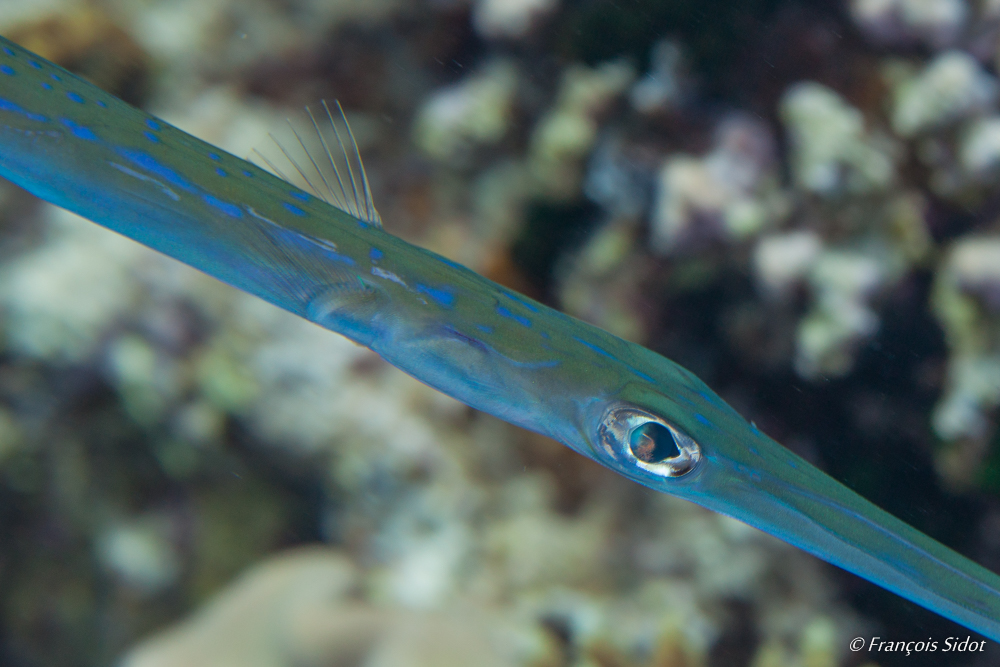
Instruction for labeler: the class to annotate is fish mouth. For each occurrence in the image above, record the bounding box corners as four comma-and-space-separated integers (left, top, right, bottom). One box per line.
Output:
682, 435, 1000, 640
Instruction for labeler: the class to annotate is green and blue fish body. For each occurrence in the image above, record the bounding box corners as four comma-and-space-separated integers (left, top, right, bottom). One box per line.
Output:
1, 35, 999, 639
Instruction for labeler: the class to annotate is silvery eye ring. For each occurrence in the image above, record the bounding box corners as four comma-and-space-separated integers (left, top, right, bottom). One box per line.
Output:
598, 406, 701, 478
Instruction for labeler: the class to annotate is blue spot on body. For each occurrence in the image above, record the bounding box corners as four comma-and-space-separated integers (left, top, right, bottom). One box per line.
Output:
51, 73, 61, 81
282, 202, 307, 217
202, 194, 242, 218
290, 191, 309, 202
0, 97, 48, 122
209, 152, 221, 161
572, 336, 655, 383
496, 306, 531, 327
417, 284, 456, 308
143, 131, 159, 143
146, 119, 160, 131
356, 220, 369, 229
242, 170, 253, 177
502, 291, 539, 312
540, 331, 550, 339
2, 47, 14, 56
694, 413, 712, 427
476, 324, 494, 334
96, 100, 107, 108
215, 167, 227, 177
574, 337, 613, 361
322, 250, 355, 266
60, 118, 97, 141
117, 148, 196, 192
369, 247, 383, 261
66, 91, 84, 104
695, 390, 723, 408
29, 61, 41, 69
1, 65, 15, 76
438, 256, 468, 272
40, 82, 51, 90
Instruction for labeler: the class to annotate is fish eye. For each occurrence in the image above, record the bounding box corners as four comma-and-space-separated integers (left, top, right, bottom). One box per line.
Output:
598, 405, 701, 478
630, 422, 678, 463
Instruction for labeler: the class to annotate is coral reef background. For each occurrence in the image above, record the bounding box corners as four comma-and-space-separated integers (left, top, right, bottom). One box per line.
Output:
1, 1, 999, 666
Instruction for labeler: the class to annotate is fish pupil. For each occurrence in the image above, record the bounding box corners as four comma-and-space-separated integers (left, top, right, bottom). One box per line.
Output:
629, 422, 680, 463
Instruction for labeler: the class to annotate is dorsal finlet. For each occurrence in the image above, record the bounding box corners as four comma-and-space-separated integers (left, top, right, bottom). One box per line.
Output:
252, 100, 382, 228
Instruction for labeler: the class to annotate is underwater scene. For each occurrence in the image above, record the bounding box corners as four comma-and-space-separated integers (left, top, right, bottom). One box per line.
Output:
1, 0, 1000, 665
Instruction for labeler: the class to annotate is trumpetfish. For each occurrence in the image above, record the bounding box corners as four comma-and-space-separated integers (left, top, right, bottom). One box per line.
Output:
0, 34, 997, 639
